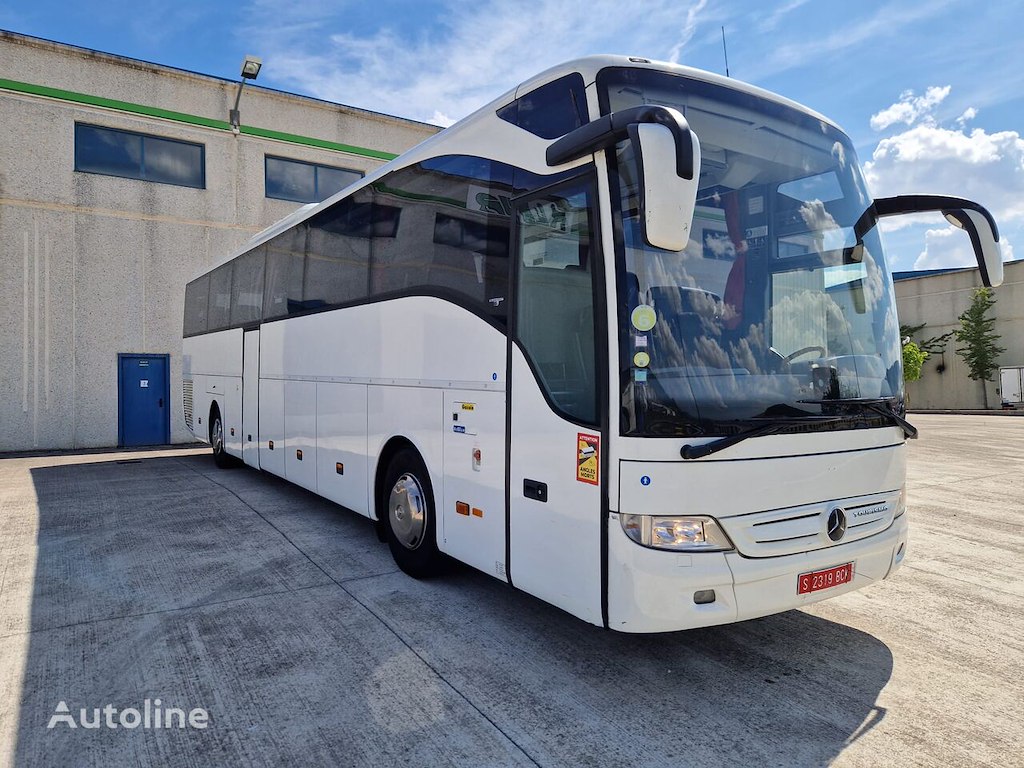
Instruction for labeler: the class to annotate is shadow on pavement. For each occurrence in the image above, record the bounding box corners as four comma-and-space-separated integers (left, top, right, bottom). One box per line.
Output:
6, 453, 892, 767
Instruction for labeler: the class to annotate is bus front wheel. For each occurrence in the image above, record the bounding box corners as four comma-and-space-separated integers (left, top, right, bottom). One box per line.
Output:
382, 449, 444, 578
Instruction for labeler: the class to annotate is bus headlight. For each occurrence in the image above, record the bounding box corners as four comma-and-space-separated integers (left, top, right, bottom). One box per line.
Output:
620, 514, 734, 551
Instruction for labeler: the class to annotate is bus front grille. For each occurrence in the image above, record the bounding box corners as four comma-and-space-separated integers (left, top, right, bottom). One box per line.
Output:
719, 490, 899, 557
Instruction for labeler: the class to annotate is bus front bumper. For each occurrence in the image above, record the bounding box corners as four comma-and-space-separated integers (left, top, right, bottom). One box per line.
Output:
606, 512, 908, 633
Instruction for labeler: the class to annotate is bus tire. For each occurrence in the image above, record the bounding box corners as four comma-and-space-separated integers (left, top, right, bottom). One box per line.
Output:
382, 448, 444, 578
210, 408, 235, 469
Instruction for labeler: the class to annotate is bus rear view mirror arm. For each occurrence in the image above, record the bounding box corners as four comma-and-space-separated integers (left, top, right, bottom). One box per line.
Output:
867, 195, 1003, 287
546, 105, 701, 252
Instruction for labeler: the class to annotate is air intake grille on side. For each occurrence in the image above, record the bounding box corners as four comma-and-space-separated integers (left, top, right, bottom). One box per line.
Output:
183, 379, 194, 432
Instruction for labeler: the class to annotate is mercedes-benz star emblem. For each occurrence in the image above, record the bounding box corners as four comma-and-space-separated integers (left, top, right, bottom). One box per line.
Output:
827, 508, 847, 542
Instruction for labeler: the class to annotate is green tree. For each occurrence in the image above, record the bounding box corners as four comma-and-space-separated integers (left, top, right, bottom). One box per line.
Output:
954, 288, 1006, 408
902, 340, 928, 383
900, 323, 955, 357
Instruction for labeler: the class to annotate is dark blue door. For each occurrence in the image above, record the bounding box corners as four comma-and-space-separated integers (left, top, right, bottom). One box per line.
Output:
118, 354, 169, 446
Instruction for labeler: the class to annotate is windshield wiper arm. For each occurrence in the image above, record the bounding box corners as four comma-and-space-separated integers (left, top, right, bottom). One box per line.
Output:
680, 416, 842, 460
798, 397, 918, 440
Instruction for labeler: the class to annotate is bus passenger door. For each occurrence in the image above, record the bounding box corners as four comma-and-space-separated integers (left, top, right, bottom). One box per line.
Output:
242, 329, 259, 469
507, 178, 605, 626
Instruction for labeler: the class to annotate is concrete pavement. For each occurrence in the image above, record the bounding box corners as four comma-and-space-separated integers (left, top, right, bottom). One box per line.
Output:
1, 414, 1021, 766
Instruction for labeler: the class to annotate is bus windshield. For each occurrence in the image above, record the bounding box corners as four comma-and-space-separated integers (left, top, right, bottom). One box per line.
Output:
599, 67, 903, 437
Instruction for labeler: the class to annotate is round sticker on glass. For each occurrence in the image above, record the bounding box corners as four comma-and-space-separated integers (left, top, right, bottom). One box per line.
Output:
633, 351, 650, 368
630, 304, 657, 332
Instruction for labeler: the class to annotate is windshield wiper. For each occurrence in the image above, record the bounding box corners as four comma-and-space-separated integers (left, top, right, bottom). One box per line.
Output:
680, 416, 843, 460
798, 397, 918, 440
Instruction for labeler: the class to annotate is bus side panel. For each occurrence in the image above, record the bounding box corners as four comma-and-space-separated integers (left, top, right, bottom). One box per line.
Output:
285, 380, 317, 492
440, 390, 507, 579
317, 382, 370, 518
259, 378, 285, 478
367, 385, 444, 523
242, 330, 260, 469
184, 329, 243, 449
224, 376, 243, 459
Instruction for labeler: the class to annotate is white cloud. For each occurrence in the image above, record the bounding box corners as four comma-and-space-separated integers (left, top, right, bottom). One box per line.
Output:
668, 0, 709, 64
758, 0, 812, 32
863, 122, 1024, 227
913, 226, 1015, 270
244, 0, 711, 125
869, 86, 950, 131
956, 107, 978, 127
864, 83, 1021, 270
913, 226, 977, 270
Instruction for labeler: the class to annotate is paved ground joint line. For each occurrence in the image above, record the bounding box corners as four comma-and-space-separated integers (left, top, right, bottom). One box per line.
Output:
902, 563, 1022, 597
184, 458, 544, 768
0, 583, 333, 642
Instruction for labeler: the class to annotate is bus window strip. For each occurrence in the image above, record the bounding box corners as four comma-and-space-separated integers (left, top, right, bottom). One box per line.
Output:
183, 284, 512, 339
185, 160, 598, 339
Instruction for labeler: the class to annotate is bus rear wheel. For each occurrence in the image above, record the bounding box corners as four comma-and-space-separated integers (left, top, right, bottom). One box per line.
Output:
382, 449, 444, 578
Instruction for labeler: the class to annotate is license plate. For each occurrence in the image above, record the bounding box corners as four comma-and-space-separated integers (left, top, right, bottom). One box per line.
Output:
797, 562, 854, 595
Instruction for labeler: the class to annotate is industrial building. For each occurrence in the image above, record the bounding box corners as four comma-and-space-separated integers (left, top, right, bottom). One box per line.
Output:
895, 259, 1023, 410
0, 30, 437, 452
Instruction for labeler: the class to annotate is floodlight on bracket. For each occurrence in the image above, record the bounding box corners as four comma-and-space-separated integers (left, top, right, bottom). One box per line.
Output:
229, 55, 262, 132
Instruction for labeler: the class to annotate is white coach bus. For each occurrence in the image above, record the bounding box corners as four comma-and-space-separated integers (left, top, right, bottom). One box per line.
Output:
182, 56, 1002, 632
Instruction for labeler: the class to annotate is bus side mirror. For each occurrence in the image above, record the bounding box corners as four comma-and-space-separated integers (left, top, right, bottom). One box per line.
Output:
545, 105, 701, 253
943, 207, 1003, 287
872, 195, 1003, 287
629, 121, 701, 252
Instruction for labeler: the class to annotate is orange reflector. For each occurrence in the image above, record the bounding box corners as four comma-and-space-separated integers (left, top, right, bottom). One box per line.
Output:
456, 502, 470, 516
336, 462, 344, 475
472, 507, 483, 518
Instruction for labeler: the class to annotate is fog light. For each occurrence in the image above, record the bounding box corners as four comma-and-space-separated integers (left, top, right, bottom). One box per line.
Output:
693, 589, 716, 605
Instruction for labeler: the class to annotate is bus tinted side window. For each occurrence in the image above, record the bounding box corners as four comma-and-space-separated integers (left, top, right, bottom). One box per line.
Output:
230, 247, 266, 326
263, 226, 307, 319
496, 73, 587, 140
304, 189, 375, 308
208, 263, 233, 331
183, 275, 209, 336
370, 156, 513, 325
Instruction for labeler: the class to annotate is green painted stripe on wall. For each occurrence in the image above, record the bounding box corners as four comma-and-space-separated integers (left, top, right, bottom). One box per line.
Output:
239, 125, 396, 160
0, 77, 399, 161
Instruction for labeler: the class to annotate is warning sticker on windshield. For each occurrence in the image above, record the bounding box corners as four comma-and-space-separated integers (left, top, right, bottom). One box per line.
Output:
577, 433, 599, 485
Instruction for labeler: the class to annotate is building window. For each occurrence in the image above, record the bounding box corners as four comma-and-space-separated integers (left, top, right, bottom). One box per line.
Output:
265, 156, 363, 203
74, 123, 205, 188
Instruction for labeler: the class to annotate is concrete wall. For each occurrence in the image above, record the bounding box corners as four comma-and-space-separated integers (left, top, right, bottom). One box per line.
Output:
0, 31, 438, 451
895, 260, 1024, 410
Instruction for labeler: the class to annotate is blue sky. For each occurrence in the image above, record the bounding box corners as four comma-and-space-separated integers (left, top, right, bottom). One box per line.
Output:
2, 0, 1021, 272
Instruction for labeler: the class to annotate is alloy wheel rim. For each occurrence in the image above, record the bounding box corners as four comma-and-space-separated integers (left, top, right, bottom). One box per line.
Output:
388, 473, 427, 549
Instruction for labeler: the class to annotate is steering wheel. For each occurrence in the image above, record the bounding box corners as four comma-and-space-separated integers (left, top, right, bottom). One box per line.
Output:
784, 345, 827, 362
